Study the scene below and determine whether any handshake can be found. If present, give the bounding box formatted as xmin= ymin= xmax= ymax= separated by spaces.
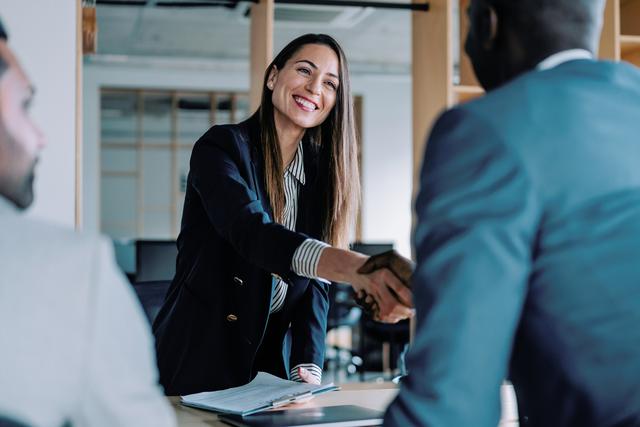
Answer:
xmin=352 ymin=250 xmax=416 ymax=324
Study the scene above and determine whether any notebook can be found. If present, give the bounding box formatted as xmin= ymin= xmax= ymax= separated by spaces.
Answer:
xmin=180 ymin=372 xmax=339 ymax=416
xmin=219 ymin=405 xmax=384 ymax=427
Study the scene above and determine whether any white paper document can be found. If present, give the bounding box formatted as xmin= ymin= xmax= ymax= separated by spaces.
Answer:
xmin=180 ymin=372 xmax=339 ymax=416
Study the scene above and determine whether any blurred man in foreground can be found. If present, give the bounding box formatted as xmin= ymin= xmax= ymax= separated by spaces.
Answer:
xmin=386 ymin=0 xmax=640 ymax=426
xmin=0 ymin=18 xmax=175 ymax=427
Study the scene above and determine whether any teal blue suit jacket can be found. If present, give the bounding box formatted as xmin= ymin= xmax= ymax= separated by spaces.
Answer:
xmin=385 ymin=60 xmax=640 ymax=427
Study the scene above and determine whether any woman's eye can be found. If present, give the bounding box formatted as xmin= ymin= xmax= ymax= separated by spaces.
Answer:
xmin=297 ymin=67 xmax=311 ymax=75
xmin=325 ymin=81 xmax=337 ymax=90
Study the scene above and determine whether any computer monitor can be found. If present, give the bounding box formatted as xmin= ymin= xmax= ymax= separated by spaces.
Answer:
xmin=349 ymin=242 xmax=394 ymax=257
xmin=135 ymin=240 xmax=178 ymax=282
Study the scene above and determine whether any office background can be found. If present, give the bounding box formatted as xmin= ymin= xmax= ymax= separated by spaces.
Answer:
xmin=3 ymin=1 xmax=638 ymax=258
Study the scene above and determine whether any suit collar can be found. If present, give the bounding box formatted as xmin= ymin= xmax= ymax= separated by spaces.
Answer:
xmin=244 ymin=111 xmax=318 ymax=188
xmin=285 ymin=143 xmax=305 ymax=186
xmin=242 ymin=112 xmax=321 ymax=235
xmin=244 ymin=112 xmax=262 ymax=163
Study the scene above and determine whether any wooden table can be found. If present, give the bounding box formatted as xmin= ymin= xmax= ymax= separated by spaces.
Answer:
xmin=171 ymin=382 xmax=398 ymax=427
xmin=171 ymin=381 xmax=519 ymax=426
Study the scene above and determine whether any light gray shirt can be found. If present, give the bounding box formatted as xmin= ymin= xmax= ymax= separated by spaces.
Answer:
xmin=0 ymin=197 xmax=175 ymax=427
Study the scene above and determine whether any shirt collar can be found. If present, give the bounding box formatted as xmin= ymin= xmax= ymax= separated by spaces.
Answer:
xmin=536 ymin=49 xmax=594 ymax=71
xmin=0 ymin=195 xmax=20 ymax=216
xmin=285 ymin=142 xmax=306 ymax=185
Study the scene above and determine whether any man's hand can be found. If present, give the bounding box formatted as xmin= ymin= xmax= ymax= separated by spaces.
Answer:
xmin=354 ymin=250 xmax=415 ymax=322
xmin=357 ymin=250 xmax=415 ymax=287
xmin=350 ymin=266 xmax=414 ymax=323
xmin=354 ymin=289 xmax=377 ymax=315
xmin=314 ymin=247 xmax=414 ymax=323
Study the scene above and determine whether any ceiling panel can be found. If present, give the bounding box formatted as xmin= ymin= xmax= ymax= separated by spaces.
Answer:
xmin=94 ymin=1 xmax=412 ymax=72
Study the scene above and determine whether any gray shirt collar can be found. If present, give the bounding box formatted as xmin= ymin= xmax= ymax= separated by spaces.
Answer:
xmin=0 ymin=196 xmax=19 ymax=216
xmin=536 ymin=49 xmax=594 ymax=71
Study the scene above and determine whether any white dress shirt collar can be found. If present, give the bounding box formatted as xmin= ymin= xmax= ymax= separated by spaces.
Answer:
xmin=536 ymin=49 xmax=594 ymax=71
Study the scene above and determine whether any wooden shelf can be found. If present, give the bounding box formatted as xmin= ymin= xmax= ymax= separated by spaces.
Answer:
xmin=601 ymin=0 xmax=640 ymax=66
xmin=621 ymin=34 xmax=640 ymax=58
xmin=102 ymin=171 xmax=138 ymax=177
xmin=101 ymin=141 xmax=138 ymax=148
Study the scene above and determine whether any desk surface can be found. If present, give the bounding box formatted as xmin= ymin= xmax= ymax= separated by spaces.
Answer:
xmin=171 ymin=382 xmax=398 ymax=427
xmin=171 ymin=382 xmax=519 ymax=427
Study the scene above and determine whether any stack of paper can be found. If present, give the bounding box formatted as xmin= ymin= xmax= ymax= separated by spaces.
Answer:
xmin=180 ymin=372 xmax=339 ymax=416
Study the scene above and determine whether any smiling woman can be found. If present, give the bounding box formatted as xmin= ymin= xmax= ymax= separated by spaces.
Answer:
xmin=152 ymin=33 xmax=414 ymax=396
xmin=260 ymin=35 xmax=356 ymax=248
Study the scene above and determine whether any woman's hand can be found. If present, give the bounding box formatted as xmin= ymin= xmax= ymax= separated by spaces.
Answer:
xmin=316 ymin=247 xmax=414 ymax=323
xmin=357 ymin=250 xmax=415 ymax=287
xmin=355 ymin=250 xmax=416 ymax=321
xmin=349 ymin=265 xmax=414 ymax=323
xmin=297 ymin=367 xmax=321 ymax=385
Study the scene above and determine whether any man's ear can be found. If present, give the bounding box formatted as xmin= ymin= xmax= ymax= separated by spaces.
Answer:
xmin=478 ymin=3 xmax=499 ymax=50
xmin=266 ymin=65 xmax=278 ymax=90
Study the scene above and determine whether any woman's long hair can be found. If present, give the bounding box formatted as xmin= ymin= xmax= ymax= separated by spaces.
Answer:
xmin=259 ymin=34 xmax=359 ymax=249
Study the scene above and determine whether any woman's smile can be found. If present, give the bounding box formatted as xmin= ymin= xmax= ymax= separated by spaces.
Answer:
xmin=293 ymin=95 xmax=318 ymax=112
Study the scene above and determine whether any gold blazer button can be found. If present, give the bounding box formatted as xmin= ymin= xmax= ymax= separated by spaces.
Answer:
xmin=226 ymin=314 xmax=238 ymax=322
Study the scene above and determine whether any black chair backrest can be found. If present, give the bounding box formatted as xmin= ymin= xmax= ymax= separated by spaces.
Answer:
xmin=326 ymin=242 xmax=394 ymax=332
xmin=327 ymin=282 xmax=361 ymax=330
xmin=135 ymin=240 xmax=177 ymax=282
xmin=132 ymin=280 xmax=171 ymax=325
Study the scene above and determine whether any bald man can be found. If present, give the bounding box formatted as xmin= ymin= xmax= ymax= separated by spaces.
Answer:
xmin=386 ymin=1 xmax=640 ymax=426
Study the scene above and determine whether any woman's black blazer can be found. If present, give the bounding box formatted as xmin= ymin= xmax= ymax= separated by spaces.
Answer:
xmin=152 ymin=114 xmax=330 ymax=395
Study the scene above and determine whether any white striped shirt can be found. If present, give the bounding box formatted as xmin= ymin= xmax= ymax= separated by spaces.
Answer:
xmin=269 ymin=142 xmax=329 ymax=384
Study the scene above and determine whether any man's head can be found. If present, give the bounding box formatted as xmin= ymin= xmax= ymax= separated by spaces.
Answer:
xmin=465 ymin=0 xmax=606 ymax=90
xmin=0 ymin=20 xmax=46 ymax=209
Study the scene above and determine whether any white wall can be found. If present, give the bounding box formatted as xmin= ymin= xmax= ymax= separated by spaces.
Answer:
xmin=2 ymin=2 xmax=78 ymax=227
xmin=84 ymin=59 xmax=413 ymax=256
xmin=352 ymin=75 xmax=412 ymax=257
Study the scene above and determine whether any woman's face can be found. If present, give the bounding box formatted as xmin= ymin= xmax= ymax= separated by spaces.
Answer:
xmin=268 ymin=43 xmax=340 ymax=134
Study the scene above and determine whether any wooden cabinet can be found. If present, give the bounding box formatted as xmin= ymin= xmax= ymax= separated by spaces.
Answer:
xmin=99 ymin=89 xmax=250 ymax=240
xmin=620 ymin=0 xmax=640 ymax=66
xmin=599 ymin=0 xmax=640 ymax=65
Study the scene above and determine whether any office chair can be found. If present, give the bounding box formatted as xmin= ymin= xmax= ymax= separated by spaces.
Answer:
xmin=134 ymin=240 xmax=177 ymax=282
xmin=131 ymin=240 xmax=176 ymax=325
xmin=0 ymin=415 xmax=31 ymax=427
xmin=324 ymin=282 xmax=363 ymax=381
xmin=112 ymin=239 xmax=136 ymax=282
xmin=349 ymin=242 xmax=411 ymax=380
xmin=132 ymin=280 xmax=171 ymax=325
xmin=359 ymin=316 xmax=410 ymax=380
